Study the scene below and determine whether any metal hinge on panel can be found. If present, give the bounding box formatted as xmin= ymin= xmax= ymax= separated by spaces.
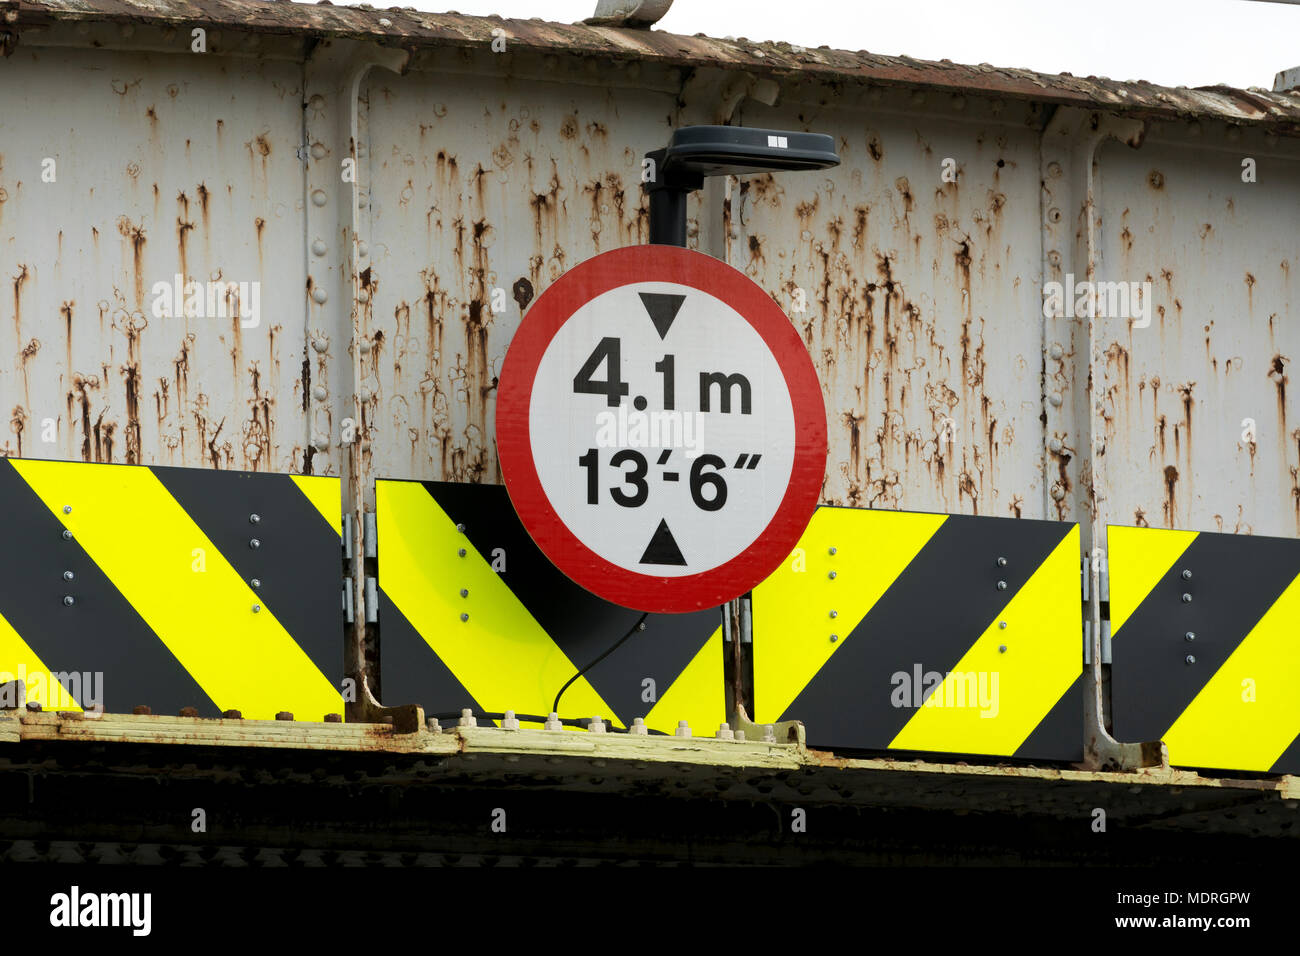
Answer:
xmin=1100 ymin=619 xmax=1112 ymax=664
xmin=343 ymin=585 xmax=354 ymax=624
xmin=363 ymin=512 xmax=377 ymax=558
xmin=343 ymin=514 xmax=354 ymax=560
xmin=365 ymin=577 xmax=378 ymax=624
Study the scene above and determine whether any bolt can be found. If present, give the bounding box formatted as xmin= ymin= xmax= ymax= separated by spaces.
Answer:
xmin=132 ymin=705 xmax=152 ymax=715
xmin=456 ymin=523 xmax=466 ymax=533
xmin=501 ymin=710 xmax=521 ymax=730
xmin=324 ymin=713 xmax=342 ymax=723
xmin=997 ymin=581 xmax=1008 ymax=591
xmin=830 ymin=634 xmax=838 ymax=643
xmin=276 ymin=711 xmax=294 ymax=721
xmin=675 ymin=720 xmax=692 ymax=738
xmin=460 ymin=588 xmax=469 ymax=598
xmin=544 ymin=711 xmax=563 ymax=731
xmin=62 ymin=505 xmax=72 ymax=514
xmin=629 ymin=717 xmax=648 ymax=735
xmin=829 ymin=610 xmax=838 ymax=618
xmin=762 ymin=725 xmax=776 ymax=743
xmin=252 ymin=604 xmax=261 ymax=613
xmin=62 ymin=571 xmax=74 ymax=581
xmin=249 ymin=538 xmax=261 ymax=550
xmin=249 ymin=513 xmax=261 ymax=524
xmin=1186 ymin=655 xmax=1196 ymax=664
xmin=61 ymin=530 xmax=72 ymax=540
xmin=457 ymin=548 xmax=466 ymax=557
xmin=716 ymin=722 xmax=734 ymax=740
xmin=1181 ymin=569 xmax=1192 ymax=580
xmin=637 ymin=621 xmax=647 ymax=631
xmin=999 ymin=645 xmax=1007 ymax=653
xmin=999 ymin=621 xmax=1008 ymax=629
xmin=251 ymin=578 xmax=261 ymax=589
xmin=1185 ymin=631 xmax=1196 ymax=641
xmin=460 ymin=612 xmax=469 ymax=622
xmin=997 ymin=557 xmax=1007 ymax=567
xmin=26 ymin=701 xmax=41 ymax=713
xmin=829 ymin=547 xmax=838 ymax=555
xmin=828 ymin=571 xmax=837 ymax=580
xmin=222 ymin=709 xmax=243 ymax=719
xmin=179 ymin=706 xmax=200 ymax=718
xmin=589 ymin=716 xmax=606 ymax=733
xmin=62 ymin=595 xmax=74 ymax=607
xmin=1182 ymin=593 xmax=1192 ymax=603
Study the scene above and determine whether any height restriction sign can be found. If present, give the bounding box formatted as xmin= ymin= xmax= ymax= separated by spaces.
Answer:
xmin=497 ymin=245 xmax=827 ymax=613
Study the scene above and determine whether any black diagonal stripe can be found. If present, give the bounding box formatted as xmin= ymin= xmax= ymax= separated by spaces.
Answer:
xmin=375 ymin=584 xmax=495 ymax=726
xmin=776 ymin=512 xmax=1075 ymax=752
xmin=1014 ymin=673 xmax=1084 ymax=762
xmin=422 ymin=481 xmax=718 ymax=726
xmin=1270 ymin=731 xmax=1300 ymax=775
xmin=152 ymin=466 xmax=343 ymax=689
xmin=1111 ymin=531 xmax=1300 ymax=747
xmin=0 ymin=459 xmax=217 ymax=716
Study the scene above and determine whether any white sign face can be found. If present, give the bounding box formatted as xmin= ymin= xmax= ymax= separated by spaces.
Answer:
xmin=529 ymin=281 xmax=796 ymax=577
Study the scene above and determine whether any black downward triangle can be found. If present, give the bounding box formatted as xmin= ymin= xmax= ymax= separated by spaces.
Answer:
xmin=639 ymin=519 xmax=687 ymax=566
xmin=638 ymin=292 xmax=686 ymax=340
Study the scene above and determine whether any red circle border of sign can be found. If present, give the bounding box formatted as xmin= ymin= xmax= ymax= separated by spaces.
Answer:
xmin=497 ymin=244 xmax=827 ymax=614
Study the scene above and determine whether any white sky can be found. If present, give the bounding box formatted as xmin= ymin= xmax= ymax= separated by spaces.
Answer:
xmin=387 ymin=0 xmax=1299 ymax=90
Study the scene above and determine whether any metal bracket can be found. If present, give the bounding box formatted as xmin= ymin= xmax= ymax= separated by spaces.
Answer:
xmin=364 ymin=576 xmax=378 ymax=624
xmin=343 ymin=584 xmax=354 ymax=624
xmin=342 ymin=513 xmax=354 ymax=560
xmin=363 ymin=511 xmax=377 ymax=558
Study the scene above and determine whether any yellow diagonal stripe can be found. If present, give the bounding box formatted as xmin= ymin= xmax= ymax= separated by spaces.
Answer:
xmin=644 ymin=627 xmax=723 ymax=736
xmin=376 ymin=481 xmax=618 ymax=725
xmin=11 ymin=459 xmax=341 ymax=721
xmin=1163 ymin=571 xmax=1300 ymax=772
xmin=292 ymin=475 xmax=342 ymax=537
xmin=1108 ymin=525 xmax=1197 ymax=636
xmin=0 ymin=608 xmax=82 ymax=712
xmin=889 ymin=526 xmax=1082 ymax=756
xmin=752 ymin=508 xmax=948 ymax=724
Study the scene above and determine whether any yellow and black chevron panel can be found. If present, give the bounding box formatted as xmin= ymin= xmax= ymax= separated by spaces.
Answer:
xmin=1109 ymin=525 xmax=1300 ymax=774
xmin=752 ymin=507 xmax=1083 ymax=761
xmin=375 ymin=479 xmax=724 ymax=733
xmin=0 ymin=458 xmax=344 ymax=720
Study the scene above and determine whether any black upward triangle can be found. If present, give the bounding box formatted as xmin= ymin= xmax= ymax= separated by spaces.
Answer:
xmin=638 ymin=292 xmax=686 ymax=340
xmin=639 ymin=519 xmax=687 ymax=566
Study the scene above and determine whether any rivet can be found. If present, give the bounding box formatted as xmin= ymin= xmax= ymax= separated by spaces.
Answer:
xmin=311 ymin=286 xmax=328 ymax=305
xmin=457 ymin=548 xmax=467 ymax=557
xmin=310 ymin=143 xmax=327 ymax=160
xmin=1049 ymin=393 xmax=1063 ymax=407
xmin=357 ymin=241 xmax=369 ymax=258
xmin=312 ymin=385 xmax=328 ymax=401
xmin=311 ymin=189 xmax=328 ymax=207
xmin=252 ymin=604 xmax=261 ymax=613
xmin=999 ymin=621 xmax=1007 ymax=629
xmin=62 ymin=571 xmax=74 ymax=581
xmin=828 ymin=571 xmax=837 ymax=580
xmin=999 ymin=645 xmax=1007 ymax=653
xmin=311 ymin=239 xmax=328 ymax=257
xmin=251 ymin=578 xmax=261 ymax=588
xmin=62 ymin=595 xmax=74 ymax=607
xmin=637 ymin=621 xmax=647 ymax=631
xmin=997 ymin=557 xmax=1007 ymax=567
xmin=997 ymin=581 xmax=1007 ymax=591
xmin=1185 ymin=631 xmax=1195 ymax=641
xmin=456 ymin=523 xmax=466 ymax=533
xmin=829 ymin=634 xmax=838 ymax=643
xmin=829 ymin=610 xmax=838 ymax=618
xmin=1182 ymin=593 xmax=1192 ymax=603
xmin=460 ymin=588 xmax=469 ymax=598
xmin=308 ymin=94 xmax=325 ymax=110
xmin=249 ymin=513 xmax=261 ymax=524
xmin=460 ymin=612 xmax=469 ymax=622
xmin=62 ymin=505 xmax=72 ymax=514
xmin=250 ymin=538 xmax=261 ymax=549
xmin=828 ymin=547 xmax=837 ymax=555
xmin=61 ymin=529 xmax=73 ymax=540
xmin=1186 ymin=655 xmax=1196 ymax=664
xmin=276 ymin=711 xmax=294 ymax=721
xmin=1181 ymin=569 xmax=1192 ymax=580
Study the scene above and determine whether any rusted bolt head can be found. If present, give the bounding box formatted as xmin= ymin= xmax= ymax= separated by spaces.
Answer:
xmin=179 ymin=706 xmax=200 ymax=718
xmin=324 ymin=713 xmax=342 ymax=723
xmin=222 ymin=709 xmax=243 ymax=719
xmin=25 ymin=701 xmax=42 ymax=712
xmin=275 ymin=711 xmax=294 ymax=721
xmin=132 ymin=705 xmax=152 ymax=715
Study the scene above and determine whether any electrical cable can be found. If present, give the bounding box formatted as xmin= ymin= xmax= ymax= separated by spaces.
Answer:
xmin=552 ymin=611 xmax=648 ymax=715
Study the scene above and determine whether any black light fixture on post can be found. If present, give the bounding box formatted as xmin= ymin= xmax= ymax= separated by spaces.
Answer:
xmin=643 ymin=125 xmax=841 ymax=247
